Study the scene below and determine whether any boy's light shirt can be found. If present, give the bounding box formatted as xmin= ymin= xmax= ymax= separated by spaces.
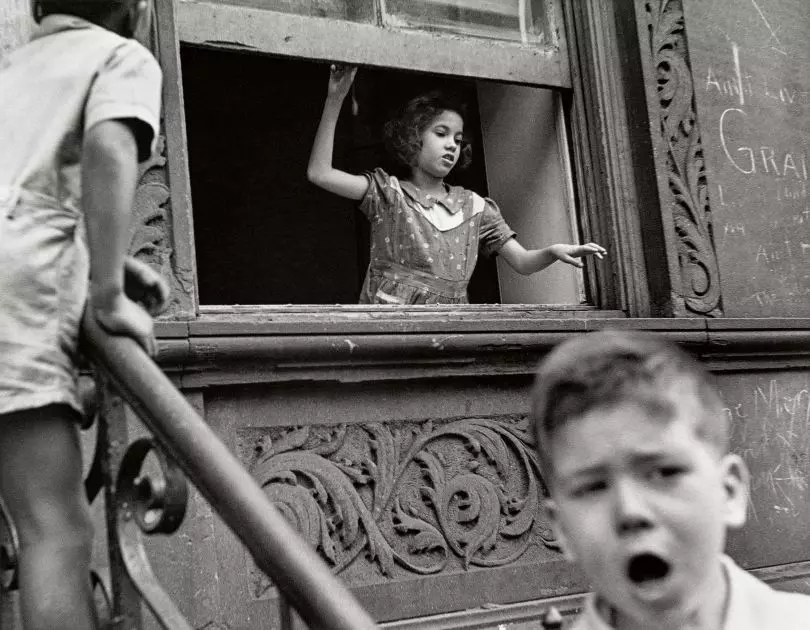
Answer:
xmin=571 ymin=555 xmax=810 ymax=630
xmin=0 ymin=12 xmax=161 ymax=415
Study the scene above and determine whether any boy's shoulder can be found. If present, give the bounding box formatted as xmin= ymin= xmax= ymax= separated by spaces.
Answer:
xmin=568 ymin=556 xmax=810 ymax=630
xmin=724 ymin=555 xmax=810 ymax=630
xmin=22 ymin=15 xmax=156 ymax=67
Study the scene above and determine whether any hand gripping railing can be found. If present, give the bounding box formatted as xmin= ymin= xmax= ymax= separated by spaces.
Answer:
xmin=81 ymin=313 xmax=379 ymax=630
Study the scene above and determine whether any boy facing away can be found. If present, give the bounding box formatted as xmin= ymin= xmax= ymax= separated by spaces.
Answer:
xmin=531 ymin=331 xmax=810 ymax=630
xmin=0 ymin=0 xmax=165 ymax=628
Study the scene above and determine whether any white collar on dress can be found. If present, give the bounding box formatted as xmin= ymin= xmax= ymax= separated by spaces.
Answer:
xmin=399 ymin=180 xmax=466 ymax=215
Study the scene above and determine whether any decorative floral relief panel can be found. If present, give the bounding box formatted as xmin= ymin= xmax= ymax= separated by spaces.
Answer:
xmin=235 ymin=415 xmax=560 ymax=598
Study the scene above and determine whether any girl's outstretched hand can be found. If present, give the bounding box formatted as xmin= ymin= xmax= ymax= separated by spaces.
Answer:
xmin=327 ymin=64 xmax=357 ymax=101
xmin=549 ymin=242 xmax=607 ymax=268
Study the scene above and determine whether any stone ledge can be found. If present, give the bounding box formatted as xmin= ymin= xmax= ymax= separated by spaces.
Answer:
xmin=152 ymin=317 xmax=810 ymax=386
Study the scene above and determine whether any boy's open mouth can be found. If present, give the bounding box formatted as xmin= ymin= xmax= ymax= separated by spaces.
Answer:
xmin=626 ymin=553 xmax=671 ymax=585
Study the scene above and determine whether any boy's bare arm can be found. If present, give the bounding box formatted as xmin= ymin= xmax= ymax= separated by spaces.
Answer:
xmin=306 ymin=64 xmax=369 ymax=201
xmin=82 ymin=119 xmax=156 ymax=354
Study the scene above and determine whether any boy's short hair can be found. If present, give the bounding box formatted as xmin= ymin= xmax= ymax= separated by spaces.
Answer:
xmin=383 ymin=90 xmax=473 ymax=172
xmin=531 ymin=330 xmax=728 ymax=480
xmin=34 ymin=0 xmax=137 ymax=25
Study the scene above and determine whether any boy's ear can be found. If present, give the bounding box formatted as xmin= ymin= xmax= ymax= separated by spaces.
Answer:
xmin=720 ymin=453 xmax=750 ymax=529
xmin=543 ymin=498 xmax=576 ymax=563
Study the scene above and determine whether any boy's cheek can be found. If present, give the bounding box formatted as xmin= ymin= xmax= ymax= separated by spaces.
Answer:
xmin=543 ymin=498 xmax=581 ymax=563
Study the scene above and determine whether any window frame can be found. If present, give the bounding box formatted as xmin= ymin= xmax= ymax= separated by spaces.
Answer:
xmin=157 ymin=0 xmax=652 ymax=321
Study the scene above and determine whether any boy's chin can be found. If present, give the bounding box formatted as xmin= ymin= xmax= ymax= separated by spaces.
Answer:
xmin=612 ymin=577 xmax=713 ymax=629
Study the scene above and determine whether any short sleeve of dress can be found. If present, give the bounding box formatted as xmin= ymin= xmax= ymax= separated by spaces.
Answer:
xmin=478 ymin=196 xmax=517 ymax=257
xmin=84 ymin=39 xmax=162 ymax=162
xmin=358 ymin=167 xmax=401 ymax=221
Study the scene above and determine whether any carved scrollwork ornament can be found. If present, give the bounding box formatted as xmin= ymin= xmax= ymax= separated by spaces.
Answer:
xmin=243 ymin=416 xmax=556 ymax=598
xmin=116 ymin=437 xmax=188 ymax=535
xmin=130 ymin=135 xmax=179 ymax=314
xmin=114 ymin=438 xmax=194 ymax=630
xmin=646 ymin=0 xmax=723 ymax=315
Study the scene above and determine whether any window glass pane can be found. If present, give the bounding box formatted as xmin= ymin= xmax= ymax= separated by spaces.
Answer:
xmin=207 ymin=0 xmax=375 ymax=22
xmin=380 ymin=0 xmax=550 ymax=44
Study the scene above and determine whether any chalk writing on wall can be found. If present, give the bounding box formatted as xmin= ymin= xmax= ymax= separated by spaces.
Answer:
xmin=684 ymin=0 xmax=810 ymax=316
xmin=720 ymin=373 xmax=810 ymax=567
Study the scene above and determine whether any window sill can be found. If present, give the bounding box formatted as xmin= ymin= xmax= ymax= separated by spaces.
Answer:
xmin=192 ymin=304 xmax=625 ymax=335
xmin=152 ymin=315 xmax=810 ymax=387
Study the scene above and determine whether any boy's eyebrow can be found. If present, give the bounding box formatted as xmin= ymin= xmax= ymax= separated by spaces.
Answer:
xmin=631 ymin=451 xmax=676 ymax=465
xmin=558 ymin=463 xmax=608 ymax=482
xmin=559 ymin=450 xmax=682 ymax=480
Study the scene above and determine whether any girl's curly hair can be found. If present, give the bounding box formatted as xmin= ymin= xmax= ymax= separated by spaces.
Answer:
xmin=383 ymin=91 xmax=473 ymax=172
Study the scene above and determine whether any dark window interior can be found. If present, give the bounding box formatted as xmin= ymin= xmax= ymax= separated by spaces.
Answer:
xmin=181 ymin=45 xmax=500 ymax=305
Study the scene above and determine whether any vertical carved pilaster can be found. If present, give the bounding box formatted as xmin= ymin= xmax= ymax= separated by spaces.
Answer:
xmin=644 ymin=0 xmax=722 ymax=316
xmin=130 ymin=0 xmax=198 ymax=318
xmin=130 ymin=138 xmax=183 ymax=313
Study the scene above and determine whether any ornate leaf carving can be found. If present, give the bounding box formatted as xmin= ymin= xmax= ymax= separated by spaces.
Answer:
xmin=129 ymin=135 xmax=181 ymax=313
xmin=645 ymin=0 xmax=723 ymax=315
xmin=239 ymin=415 xmax=555 ymax=596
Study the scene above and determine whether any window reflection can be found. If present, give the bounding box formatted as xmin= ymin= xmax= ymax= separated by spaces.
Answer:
xmin=207 ymin=0 xmax=552 ymax=45
xmin=210 ymin=0 xmax=376 ymax=22
xmin=380 ymin=0 xmax=550 ymax=45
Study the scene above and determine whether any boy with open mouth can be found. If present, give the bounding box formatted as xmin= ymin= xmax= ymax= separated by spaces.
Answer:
xmin=531 ymin=331 xmax=810 ymax=629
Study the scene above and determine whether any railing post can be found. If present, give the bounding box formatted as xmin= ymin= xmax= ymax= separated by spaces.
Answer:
xmin=279 ymin=595 xmax=296 ymax=630
xmin=83 ymin=314 xmax=378 ymax=629
xmin=98 ymin=376 xmax=144 ymax=630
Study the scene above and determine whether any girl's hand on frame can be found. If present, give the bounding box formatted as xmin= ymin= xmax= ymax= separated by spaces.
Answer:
xmin=327 ymin=64 xmax=358 ymax=101
xmin=549 ymin=242 xmax=607 ymax=268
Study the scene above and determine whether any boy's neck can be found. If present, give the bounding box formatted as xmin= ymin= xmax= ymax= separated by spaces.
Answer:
xmin=603 ymin=560 xmax=730 ymax=630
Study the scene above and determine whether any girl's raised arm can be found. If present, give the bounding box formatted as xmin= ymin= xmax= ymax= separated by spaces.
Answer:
xmin=307 ymin=65 xmax=369 ymax=201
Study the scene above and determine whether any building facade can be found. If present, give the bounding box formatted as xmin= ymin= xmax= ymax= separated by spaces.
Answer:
xmin=3 ymin=1 xmax=810 ymax=628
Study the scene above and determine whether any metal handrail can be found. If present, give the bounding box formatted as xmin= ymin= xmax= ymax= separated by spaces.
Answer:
xmin=82 ymin=313 xmax=378 ymax=630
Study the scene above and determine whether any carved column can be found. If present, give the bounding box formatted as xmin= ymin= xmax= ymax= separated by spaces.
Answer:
xmin=132 ymin=0 xmax=198 ymax=318
xmin=628 ymin=0 xmax=724 ymax=316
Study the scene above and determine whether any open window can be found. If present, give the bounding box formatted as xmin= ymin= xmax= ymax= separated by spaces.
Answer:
xmin=184 ymin=49 xmax=582 ymax=305
xmin=167 ymin=0 xmax=633 ymax=314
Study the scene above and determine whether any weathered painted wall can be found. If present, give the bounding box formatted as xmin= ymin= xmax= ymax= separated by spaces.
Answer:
xmin=136 ymin=354 xmax=810 ymax=630
xmin=3 ymin=1 xmax=810 ymax=629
